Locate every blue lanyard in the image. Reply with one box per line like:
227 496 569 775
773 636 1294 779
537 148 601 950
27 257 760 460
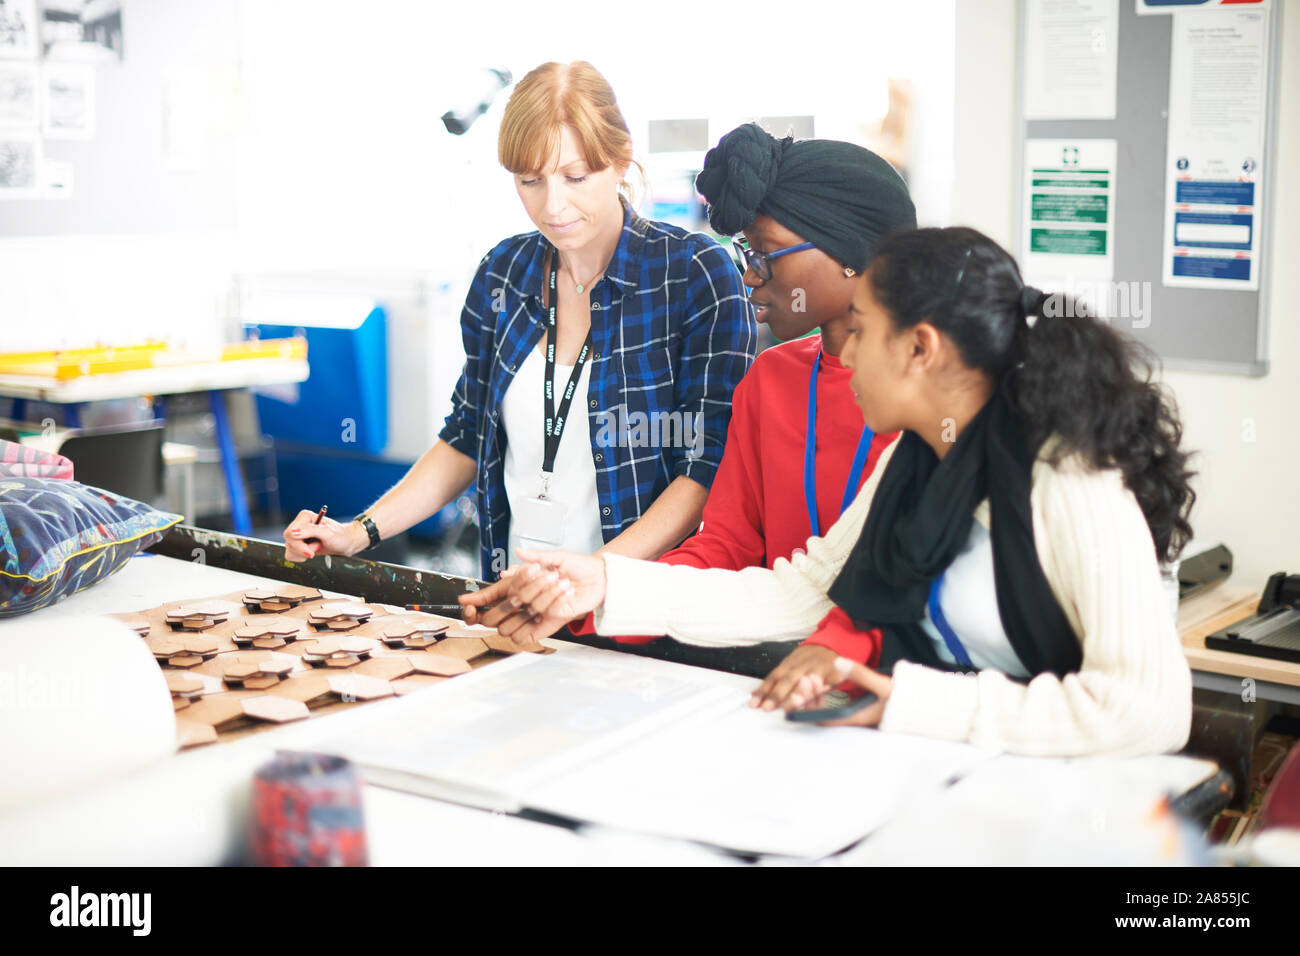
927 573 974 669
804 351 873 538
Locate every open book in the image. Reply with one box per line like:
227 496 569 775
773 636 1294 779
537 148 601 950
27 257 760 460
320 643 992 858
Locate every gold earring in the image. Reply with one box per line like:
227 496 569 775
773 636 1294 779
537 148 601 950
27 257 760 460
843 267 857 278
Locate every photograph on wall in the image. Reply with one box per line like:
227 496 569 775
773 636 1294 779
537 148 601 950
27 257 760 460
0 59 37 126
42 61 93 138
0 129 39 197
41 0 122 62
0 0 39 59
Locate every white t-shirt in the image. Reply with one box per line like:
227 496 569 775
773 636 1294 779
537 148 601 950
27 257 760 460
501 344 605 568
921 518 1031 678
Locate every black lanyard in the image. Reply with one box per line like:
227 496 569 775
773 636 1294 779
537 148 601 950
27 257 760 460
542 248 593 485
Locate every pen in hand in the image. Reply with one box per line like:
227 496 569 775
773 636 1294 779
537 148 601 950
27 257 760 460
301 505 327 551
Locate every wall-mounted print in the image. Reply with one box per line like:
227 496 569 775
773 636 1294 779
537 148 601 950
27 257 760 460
0 60 37 127
0 130 39 198
0 0 39 60
41 0 122 62
42 61 92 138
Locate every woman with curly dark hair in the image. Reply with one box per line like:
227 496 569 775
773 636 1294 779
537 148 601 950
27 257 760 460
466 226 1198 757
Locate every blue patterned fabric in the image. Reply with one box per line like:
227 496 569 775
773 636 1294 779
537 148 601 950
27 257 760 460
439 201 757 578
0 478 180 617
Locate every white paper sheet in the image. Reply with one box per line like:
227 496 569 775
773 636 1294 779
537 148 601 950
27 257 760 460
527 693 990 858
38 156 72 197
1024 0 1118 120
830 754 1215 865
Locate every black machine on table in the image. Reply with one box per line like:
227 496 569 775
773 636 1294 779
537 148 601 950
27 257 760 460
1207 572 1300 665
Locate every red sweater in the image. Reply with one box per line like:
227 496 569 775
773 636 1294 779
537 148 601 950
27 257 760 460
573 336 890 666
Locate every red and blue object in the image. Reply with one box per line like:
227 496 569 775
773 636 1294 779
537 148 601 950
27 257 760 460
251 752 368 867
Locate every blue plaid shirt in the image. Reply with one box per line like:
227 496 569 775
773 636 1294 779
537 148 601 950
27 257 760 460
440 203 757 579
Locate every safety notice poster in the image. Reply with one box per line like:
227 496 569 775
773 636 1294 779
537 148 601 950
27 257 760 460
1161 5 1270 290
1021 138 1117 292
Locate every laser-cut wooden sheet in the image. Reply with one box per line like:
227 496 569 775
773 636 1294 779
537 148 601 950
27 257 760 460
110 586 552 750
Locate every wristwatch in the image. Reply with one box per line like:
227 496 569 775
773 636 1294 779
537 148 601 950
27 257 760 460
353 512 381 551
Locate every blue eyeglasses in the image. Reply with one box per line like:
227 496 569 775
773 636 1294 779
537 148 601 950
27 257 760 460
730 238 816 281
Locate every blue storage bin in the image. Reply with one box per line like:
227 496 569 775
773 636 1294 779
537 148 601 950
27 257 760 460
246 307 389 456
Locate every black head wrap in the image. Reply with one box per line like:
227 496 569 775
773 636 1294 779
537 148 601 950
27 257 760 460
695 123 917 272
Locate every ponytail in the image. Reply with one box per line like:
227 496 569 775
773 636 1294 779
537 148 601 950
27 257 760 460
1015 286 1194 560
868 227 1195 561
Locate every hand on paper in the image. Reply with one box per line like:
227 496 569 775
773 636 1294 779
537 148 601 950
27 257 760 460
459 549 607 646
752 648 892 727
283 509 367 562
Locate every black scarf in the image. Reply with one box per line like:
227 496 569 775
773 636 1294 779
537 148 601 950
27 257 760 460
828 386 1082 678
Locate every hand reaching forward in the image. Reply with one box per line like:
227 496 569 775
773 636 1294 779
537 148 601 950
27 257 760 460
459 549 607 646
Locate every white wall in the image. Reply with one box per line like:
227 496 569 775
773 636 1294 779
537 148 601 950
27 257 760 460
233 0 956 273
0 0 242 350
952 0 1300 587
0 231 238 350
2 0 958 460
952 1 1019 246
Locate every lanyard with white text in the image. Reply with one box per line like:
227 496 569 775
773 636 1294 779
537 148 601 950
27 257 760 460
804 351 873 538
542 248 592 495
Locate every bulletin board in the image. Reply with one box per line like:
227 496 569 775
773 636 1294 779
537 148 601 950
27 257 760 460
1015 0 1282 376
0 0 238 237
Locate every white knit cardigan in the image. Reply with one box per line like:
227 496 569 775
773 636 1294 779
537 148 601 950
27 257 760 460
595 439 1193 757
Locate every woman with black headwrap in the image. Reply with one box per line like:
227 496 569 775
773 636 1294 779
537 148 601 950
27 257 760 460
678 122 915 570
532 123 917 653
465 226 1196 757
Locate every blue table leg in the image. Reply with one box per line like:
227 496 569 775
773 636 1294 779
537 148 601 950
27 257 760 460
209 390 252 534
64 404 81 429
11 398 27 422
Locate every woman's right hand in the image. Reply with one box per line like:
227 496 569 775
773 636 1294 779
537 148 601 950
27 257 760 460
282 509 368 562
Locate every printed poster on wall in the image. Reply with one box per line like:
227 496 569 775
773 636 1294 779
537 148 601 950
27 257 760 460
42 62 95 139
1137 0 1269 14
0 127 38 198
1024 0 1118 120
1021 138 1117 299
0 0 39 60
0 59 37 127
1161 5 1270 290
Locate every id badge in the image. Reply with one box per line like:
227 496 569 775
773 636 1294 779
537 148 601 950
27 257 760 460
514 495 567 546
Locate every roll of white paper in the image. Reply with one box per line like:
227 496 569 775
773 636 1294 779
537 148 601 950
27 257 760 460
0 615 175 812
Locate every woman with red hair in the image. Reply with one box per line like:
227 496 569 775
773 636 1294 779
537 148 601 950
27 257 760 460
283 62 755 579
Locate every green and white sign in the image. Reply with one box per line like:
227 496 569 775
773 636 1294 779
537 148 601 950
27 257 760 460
1021 138 1117 288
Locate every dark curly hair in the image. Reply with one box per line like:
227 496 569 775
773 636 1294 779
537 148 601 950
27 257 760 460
867 226 1196 561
